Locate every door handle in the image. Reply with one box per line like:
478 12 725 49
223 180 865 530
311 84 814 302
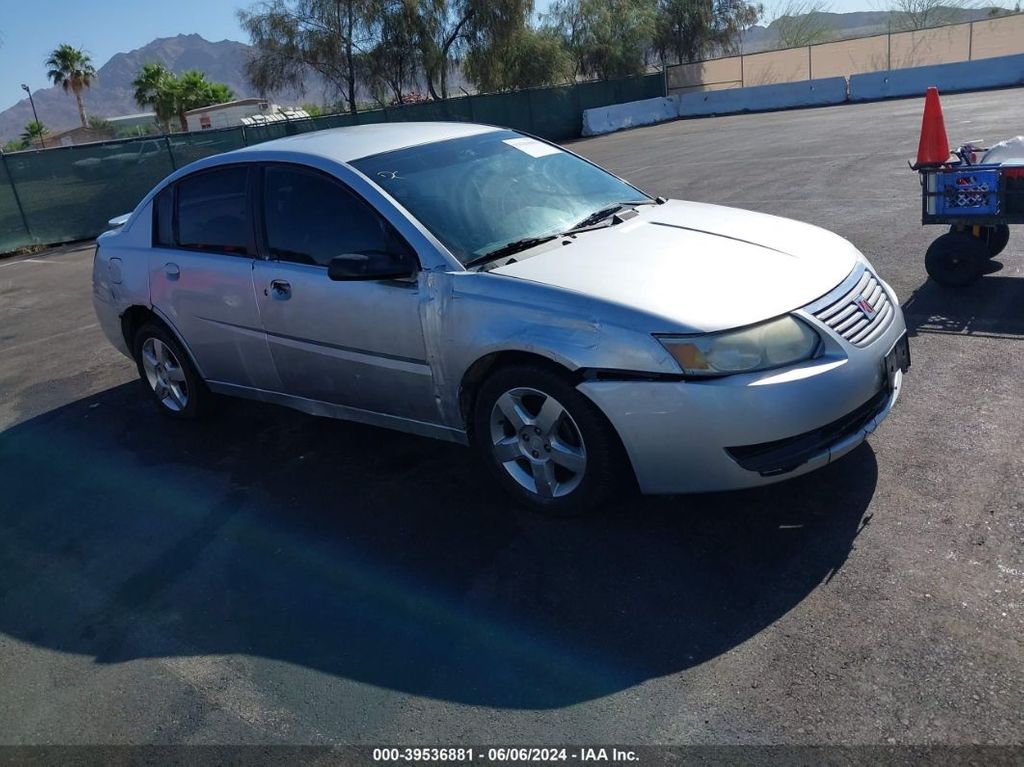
268 279 291 300
164 262 180 280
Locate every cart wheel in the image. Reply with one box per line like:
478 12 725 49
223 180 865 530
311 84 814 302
926 232 988 287
949 224 1010 258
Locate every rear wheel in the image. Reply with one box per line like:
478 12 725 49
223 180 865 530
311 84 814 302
925 232 988 287
132 322 209 419
472 364 624 516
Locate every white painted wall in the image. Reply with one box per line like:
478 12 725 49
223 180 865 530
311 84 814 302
186 102 272 132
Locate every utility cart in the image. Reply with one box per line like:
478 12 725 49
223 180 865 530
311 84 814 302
919 157 1024 287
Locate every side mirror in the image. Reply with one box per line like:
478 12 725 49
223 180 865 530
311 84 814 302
327 251 415 281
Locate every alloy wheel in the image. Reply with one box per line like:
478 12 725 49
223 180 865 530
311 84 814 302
488 386 587 499
140 337 189 412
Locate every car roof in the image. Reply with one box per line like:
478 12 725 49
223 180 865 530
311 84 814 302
229 122 503 163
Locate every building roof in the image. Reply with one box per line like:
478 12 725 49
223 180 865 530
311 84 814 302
107 112 157 124
184 98 267 116
231 122 500 163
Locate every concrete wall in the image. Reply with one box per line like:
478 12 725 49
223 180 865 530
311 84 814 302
581 97 679 137
849 53 1024 101
583 51 1024 135
675 77 848 118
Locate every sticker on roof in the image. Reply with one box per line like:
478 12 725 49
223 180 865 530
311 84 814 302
502 137 561 158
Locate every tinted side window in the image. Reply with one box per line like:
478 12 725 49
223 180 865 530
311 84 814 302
153 187 174 247
176 166 251 255
262 166 391 266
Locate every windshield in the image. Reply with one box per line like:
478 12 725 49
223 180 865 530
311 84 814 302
351 130 650 265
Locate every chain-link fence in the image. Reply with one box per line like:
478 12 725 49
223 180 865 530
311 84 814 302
0 73 664 255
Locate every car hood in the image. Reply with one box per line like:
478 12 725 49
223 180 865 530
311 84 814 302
490 200 861 332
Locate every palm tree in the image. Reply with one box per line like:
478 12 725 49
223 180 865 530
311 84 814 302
131 65 233 133
45 44 97 128
173 70 233 132
21 120 48 148
132 62 177 133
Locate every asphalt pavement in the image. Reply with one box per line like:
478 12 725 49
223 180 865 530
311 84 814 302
0 89 1021 745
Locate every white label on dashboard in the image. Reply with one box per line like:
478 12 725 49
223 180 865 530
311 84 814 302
503 137 561 158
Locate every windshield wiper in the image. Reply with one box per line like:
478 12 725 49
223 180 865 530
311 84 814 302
463 235 560 269
463 199 658 269
564 200 657 234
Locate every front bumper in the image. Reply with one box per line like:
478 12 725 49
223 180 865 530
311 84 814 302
577 288 907 495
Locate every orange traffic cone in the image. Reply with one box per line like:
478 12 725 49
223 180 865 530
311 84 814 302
915 86 950 168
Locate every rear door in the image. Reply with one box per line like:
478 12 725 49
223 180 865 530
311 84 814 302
149 164 278 390
251 163 436 423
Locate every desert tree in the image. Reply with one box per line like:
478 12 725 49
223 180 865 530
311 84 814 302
548 0 658 79
362 0 423 104
463 0 574 91
238 0 372 114
653 0 763 64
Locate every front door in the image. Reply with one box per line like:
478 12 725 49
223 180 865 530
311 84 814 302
253 164 437 423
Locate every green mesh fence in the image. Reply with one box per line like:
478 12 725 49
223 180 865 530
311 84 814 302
442 97 475 123
169 129 247 167
6 138 175 245
0 73 665 254
0 155 31 253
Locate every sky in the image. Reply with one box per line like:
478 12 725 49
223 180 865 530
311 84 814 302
0 0 246 112
0 0 999 113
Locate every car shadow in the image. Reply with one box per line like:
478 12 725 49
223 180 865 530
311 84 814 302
903 272 1024 340
0 381 877 709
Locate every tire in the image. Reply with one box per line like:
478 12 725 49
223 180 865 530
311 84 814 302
472 363 624 516
950 224 1010 258
925 232 988 288
132 321 209 420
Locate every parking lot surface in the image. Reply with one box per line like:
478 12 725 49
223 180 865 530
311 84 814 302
0 89 1022 745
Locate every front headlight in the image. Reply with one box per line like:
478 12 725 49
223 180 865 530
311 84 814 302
658 316 821 377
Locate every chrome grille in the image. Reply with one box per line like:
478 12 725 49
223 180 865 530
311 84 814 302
812 268 895 347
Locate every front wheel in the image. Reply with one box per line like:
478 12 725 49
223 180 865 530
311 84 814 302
472 364 625 516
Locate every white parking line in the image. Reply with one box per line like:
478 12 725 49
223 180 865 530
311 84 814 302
0 257 82 269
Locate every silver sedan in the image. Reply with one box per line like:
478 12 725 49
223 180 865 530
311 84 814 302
92 122 909 513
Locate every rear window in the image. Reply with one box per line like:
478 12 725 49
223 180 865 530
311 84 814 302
175 166 251 255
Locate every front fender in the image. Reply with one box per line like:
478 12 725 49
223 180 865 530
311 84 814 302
429 272 682 429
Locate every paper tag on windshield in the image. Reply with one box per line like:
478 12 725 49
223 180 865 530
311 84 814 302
503 137 561 158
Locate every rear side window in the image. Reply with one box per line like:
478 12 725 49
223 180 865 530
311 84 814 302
262 166 392 266
176 166 251 255
153 187 174 247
